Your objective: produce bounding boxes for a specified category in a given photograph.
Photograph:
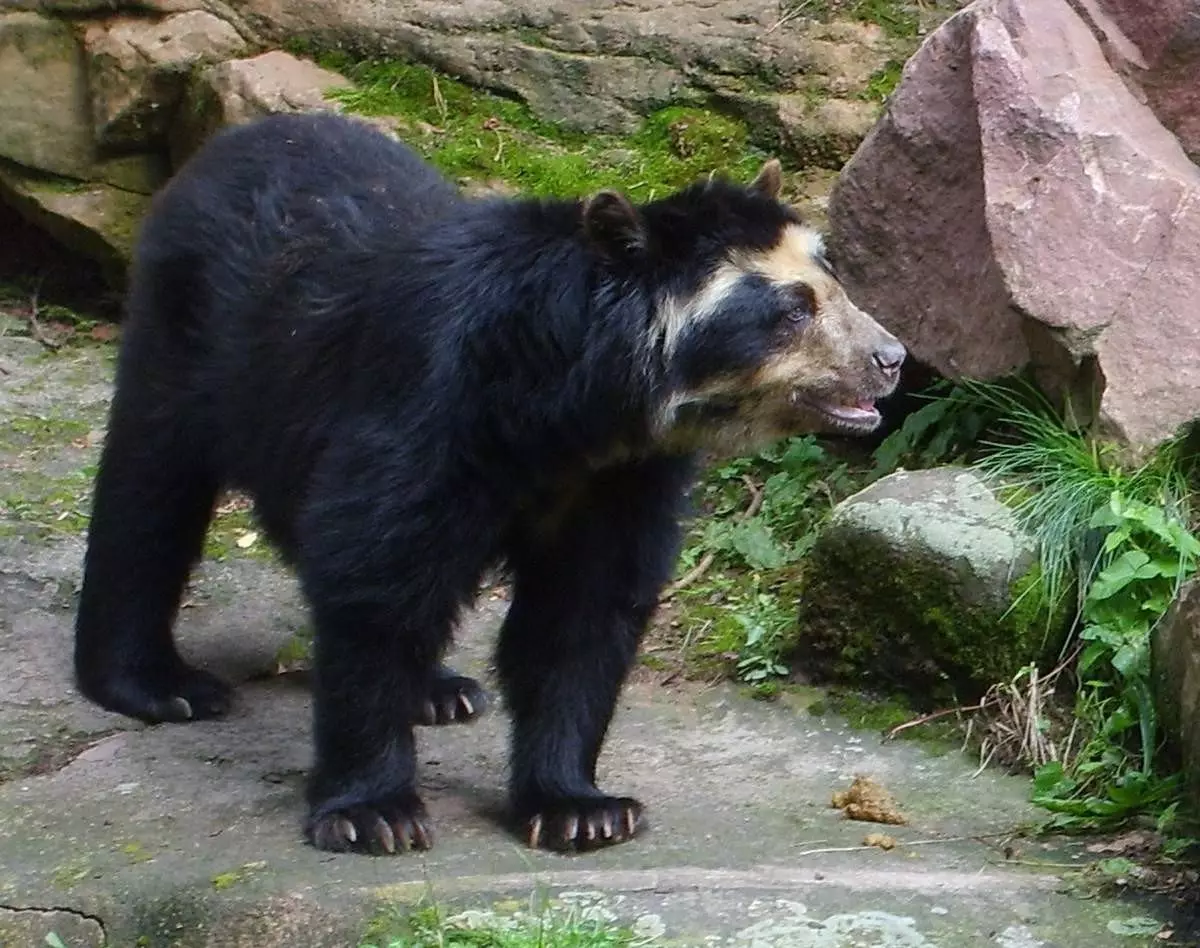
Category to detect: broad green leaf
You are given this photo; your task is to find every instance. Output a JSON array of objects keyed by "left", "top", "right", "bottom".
[
  {"left": 729, "top": 519, "right": 787, "bottom": 570},
  {"left": 1088, "top": 550, "right": 1153, "bottom": 600}
]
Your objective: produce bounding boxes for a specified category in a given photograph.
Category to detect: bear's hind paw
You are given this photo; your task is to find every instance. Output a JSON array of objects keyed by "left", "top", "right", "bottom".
[
  {"left": 79, "top": 662, "right": 232, "bottom": 724},
  {"left": 415, "top": 672, "right": 489, "bottom": 726}
]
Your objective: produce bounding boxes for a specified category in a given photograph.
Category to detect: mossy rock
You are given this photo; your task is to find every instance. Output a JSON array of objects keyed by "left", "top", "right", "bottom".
[{"left": 793, "top": 467, "right": 1069, "bottom": 705}]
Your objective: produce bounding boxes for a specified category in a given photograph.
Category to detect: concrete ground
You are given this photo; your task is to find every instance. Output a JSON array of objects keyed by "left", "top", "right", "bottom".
[{"left": 0, "top": 329, "right": 1191, "bottom": 947}]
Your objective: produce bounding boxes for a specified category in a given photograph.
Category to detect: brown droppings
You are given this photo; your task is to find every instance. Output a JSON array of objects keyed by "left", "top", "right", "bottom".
[{"left": 831, "top": 775, "right": 908, "bottom": 826}]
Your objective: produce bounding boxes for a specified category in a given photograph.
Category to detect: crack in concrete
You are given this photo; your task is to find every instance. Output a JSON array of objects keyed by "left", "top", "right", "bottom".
[{"left": 0, "top": 903, "right": 107, "bottom": 943}]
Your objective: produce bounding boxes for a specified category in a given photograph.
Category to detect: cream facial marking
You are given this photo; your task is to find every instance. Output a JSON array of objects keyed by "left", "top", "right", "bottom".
[{"left": 653, "top": 224, "right": 833, "bottom": 357}]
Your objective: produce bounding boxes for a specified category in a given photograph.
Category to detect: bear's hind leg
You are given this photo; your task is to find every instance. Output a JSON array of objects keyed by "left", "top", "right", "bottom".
[
  {"left": 75, "top": 374, "right": 227, "bottom": 723},
  {"left": 498, "top": 457, "right": 692, "bottom": 852},
  {"left": 415, "top": 664, "right": 489, "bottom": 726}
]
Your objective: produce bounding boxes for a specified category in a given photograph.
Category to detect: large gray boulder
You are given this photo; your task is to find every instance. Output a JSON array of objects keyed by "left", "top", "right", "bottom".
[
  {"left": 827, "top": 0, "right": 1200, "bottom": 454},
  {"left": 795, "top": 467, "right": 1062, "bottom": 703}
]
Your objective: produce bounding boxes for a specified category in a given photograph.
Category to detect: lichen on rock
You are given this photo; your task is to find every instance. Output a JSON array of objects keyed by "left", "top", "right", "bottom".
[{"left": 794, "top": 466, "right": 1068, "bottom": 704}]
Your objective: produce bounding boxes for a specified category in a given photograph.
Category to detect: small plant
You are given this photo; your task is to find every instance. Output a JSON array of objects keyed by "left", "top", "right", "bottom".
[
  {"left": 868, "top": 378, "right": 1008, "bottom": 479},
  {"left": 733, "top": 589, "right": 794, "bottom": 684},
  {"left": 955, "top": 381, "right": 1199, "bottom": 832},
  {"left": 668, "top": 435, "right": 863, "bottom": 686}
]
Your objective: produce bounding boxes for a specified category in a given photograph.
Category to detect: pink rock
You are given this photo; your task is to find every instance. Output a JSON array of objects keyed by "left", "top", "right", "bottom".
[
  {"left": 1073, "top": 0, "right": 1200, "bottom": 160},
  {"left": 828, "top": 0, "right": 1200, "bottom": 451}
]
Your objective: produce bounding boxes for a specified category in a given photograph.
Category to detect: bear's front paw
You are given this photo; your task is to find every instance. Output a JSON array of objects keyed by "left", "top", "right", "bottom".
[
  {"left": 306, "top": 792, "right": 433, "bottom": 855},
  {"left": 416, "top": 672, "right": 489, "bottom": 726},
  {"left": 520, "top": 796, "right": 644, "bottom": 852}
]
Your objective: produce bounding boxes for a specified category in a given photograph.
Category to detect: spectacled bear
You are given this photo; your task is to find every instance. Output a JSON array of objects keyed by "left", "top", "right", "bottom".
[{"left": 74, "top": 111, "right": 905, "bottom": 855}]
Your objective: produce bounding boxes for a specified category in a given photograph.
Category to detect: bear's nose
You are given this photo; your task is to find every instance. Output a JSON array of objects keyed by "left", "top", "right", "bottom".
[{"left": 873, "top": 340, "right": 906, "bottom": 375}]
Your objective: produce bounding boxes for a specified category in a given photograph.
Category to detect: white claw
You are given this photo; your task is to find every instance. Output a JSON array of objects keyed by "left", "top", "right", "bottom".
[
  {"left": 528, "top": 815, "right": 543, "bottom": 849},
  {"left": 459, "top": 694, "right": 474, "bottom": 717}
]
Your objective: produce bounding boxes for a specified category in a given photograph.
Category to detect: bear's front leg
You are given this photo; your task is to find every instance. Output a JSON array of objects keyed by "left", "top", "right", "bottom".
[
  {"left": 302, "top": 598, "right": 438, "bottom": 855},
  {"left": 295, "top": 443, "right": 496, "bottom": 855},
  {"left": 498, "top": 457, "right": 693, "bottom": 852}
]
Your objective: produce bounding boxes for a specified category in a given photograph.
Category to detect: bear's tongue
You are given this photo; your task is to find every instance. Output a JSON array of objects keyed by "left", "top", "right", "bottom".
[{"left": 823, "top": 398, "right": 879, "bottom": 422}]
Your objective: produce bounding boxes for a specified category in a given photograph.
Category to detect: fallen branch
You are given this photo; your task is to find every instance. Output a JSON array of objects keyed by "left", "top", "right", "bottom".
[
  {"left": 885, "top": 702, "right": 985, "bottom": 741},
  {"left": 795, "top": 832, "right": 1015, "bottom": 858}
]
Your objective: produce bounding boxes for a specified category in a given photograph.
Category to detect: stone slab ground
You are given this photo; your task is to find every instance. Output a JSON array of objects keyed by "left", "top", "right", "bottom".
[{"left": 0, "top": 328, "right": 1190, "bottom": 946}]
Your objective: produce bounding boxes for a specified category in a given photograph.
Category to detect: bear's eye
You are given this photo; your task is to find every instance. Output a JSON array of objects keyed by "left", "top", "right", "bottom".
[{"left": 787, "top": 283, "right": 817, "bottom": 324}]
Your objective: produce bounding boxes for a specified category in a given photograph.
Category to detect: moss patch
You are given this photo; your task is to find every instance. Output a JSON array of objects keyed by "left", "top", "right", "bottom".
[
  {"left": 0, "top": 466, "right": 95, "bottom": 538},
  {"left": 794, "top": 528, "right": 1068, "bottom": 707},
  {"left": 312, "top": 54, "right": 769, "bottom": 200},
  {"left": 861, "top": 59, "right": 905, "bottom": 103}
]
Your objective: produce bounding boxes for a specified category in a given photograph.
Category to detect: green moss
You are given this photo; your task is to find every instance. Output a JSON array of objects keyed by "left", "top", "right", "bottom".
[
  {"left": 51, "top": 858, "right": 92, "bottom": 890},
  {"left": 210, "top": 860, "right": 267, "bottom": 890},
  {"left": 809, "top": 689, "right": 961, "bottom": 749},
  {"left": 794, "top": 530, "right": 1070, "bottom": 707},
  {"left": 273, "top": 625, "right": 314, "bottom": 672},
  {"left": 312, "top": 55, "right": 768, "bottom": 199},
  {"left": 638, "top": 653, "right": 671, "bottom": 672},
  {"left": 0, "top": 414, "right": 90, "bottom": 453},
  {"left": 861, "top": 59, "right": 905, "bottom": 103},
  {"left": 0, "top": 466, "right": 95, "bottom": 537}
]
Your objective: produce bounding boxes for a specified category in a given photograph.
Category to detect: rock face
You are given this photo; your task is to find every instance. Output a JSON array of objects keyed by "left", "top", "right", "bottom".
[
  {"left": 84, "top": 10, "right": 250, "bottom": 150},
  {"left": 0, "top": 13, "right": 95, "bottom": 178},
  {"left": 827, "top": 0, "right": 1200, "bottom": 453},
  {"left": 170, "top": 50, "right": 350, "bottom": 166},
  {"left": 224, "top": 0, "right": 906, "bottom": 153},
  {"left": 1080, "top": 0, "right": 1200, "bottom": 162},
  {"left": 0, "top": 163, "right": 150, "bottom": 286},
  {"left": 794, "top": 467, "right": 1060, "bottom": 703},
  {"left": 1155, "top": 579, "right": 1200, "bottom": 811}
]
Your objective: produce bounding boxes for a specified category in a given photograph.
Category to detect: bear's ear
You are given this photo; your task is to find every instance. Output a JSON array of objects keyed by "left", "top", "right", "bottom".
[
  {"left": 583, "top": 190, "right": 646, "bottom": 258},
  {"left": 750, "top": 159, "right": 782, "bottom": 200}
]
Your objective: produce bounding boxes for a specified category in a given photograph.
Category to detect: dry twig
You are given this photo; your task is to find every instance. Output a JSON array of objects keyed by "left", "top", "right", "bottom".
[{"left": 26, "top": 280, "right": 62, "bottom": 352}]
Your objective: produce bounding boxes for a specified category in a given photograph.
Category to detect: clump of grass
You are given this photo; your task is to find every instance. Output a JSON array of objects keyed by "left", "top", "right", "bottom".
[
  {"left": 313, "top": 54, "right": 768, "bottom": 200},
  {"left": 967, "top": 379, "right": 1192, "bottom": 629},
  {"left": 361, "top": 897, "right": 662, "bottom": 948},
  {"left": 861, "top": 59, "right": 905, "bottom": 102}
]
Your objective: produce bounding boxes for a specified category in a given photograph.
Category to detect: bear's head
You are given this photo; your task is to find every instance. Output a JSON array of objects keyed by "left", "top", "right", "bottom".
[{"left": 581, "top": 161, "right": 905, "bottom": 455}]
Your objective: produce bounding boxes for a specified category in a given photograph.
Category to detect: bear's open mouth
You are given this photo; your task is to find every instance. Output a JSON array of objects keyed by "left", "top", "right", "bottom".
[{"left": 790, "top": 391, "right": 882, "bottom": 432}]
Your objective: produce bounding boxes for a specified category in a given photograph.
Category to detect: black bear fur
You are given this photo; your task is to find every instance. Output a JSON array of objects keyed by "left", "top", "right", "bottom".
[{"left": 74, "top": 111, "right": 903, "bottom": 855}]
